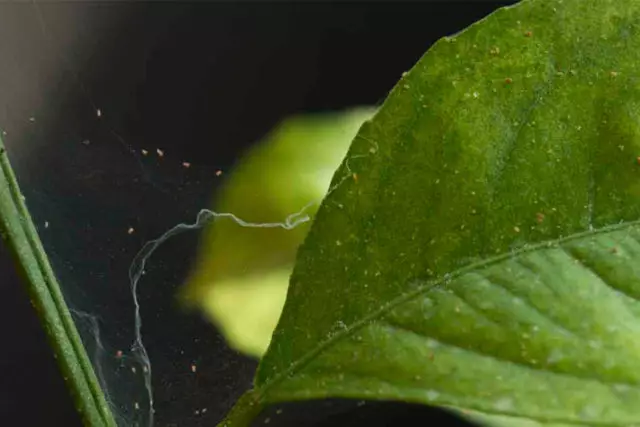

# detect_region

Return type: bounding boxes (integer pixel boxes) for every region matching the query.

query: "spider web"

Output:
[0,3,379,426]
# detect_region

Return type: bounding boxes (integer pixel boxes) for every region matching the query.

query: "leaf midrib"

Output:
[256,219,640,404]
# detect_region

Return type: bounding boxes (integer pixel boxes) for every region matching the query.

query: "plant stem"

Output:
[216,390,264,427]
[0,137,117,427]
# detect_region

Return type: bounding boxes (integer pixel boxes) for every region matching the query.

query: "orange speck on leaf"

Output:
[505,77,513,84]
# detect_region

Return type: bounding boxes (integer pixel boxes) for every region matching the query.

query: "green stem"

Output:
[0,138,117,427]
[216,390,264,427]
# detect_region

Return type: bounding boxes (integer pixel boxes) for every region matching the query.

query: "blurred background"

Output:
[0,2,514,426]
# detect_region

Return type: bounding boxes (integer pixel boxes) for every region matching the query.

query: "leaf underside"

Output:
[222,0,640,425]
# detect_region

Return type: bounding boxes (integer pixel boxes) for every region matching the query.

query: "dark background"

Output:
[0,2,513,426]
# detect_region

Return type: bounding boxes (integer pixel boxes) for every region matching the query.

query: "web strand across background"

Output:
[0,2,508,426]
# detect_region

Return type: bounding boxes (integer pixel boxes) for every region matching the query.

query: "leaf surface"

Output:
[222,0,640,425]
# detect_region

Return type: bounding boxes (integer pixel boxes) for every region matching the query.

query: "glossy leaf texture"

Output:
[222,0,640,425]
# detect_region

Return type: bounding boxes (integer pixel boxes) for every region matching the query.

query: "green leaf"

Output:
[0,139,117,426]
[221,0,640,425]
[180,108,375,357]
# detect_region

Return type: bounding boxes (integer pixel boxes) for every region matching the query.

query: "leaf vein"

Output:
[257,220,640,403]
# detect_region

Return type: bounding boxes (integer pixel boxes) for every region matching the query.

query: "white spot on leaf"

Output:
[425,390,440,401]
[493,397,514,412]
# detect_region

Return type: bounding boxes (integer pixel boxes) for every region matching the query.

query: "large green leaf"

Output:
[221,0,640,425]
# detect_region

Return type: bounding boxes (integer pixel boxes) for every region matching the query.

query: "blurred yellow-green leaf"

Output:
[180,107,376,357]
